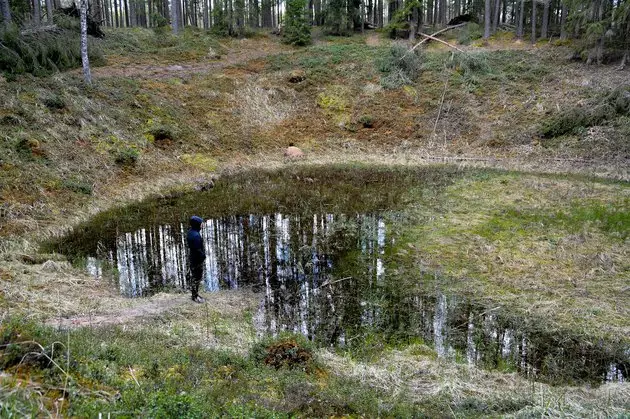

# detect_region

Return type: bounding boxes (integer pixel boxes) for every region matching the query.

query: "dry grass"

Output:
[232,82,297,128]
[319,346,630,416]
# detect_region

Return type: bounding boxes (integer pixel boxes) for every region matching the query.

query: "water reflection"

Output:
[85,212,628,384]
[88,213,387,298]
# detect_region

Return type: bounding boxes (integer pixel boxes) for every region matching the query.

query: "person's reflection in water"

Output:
[187,215,206,303]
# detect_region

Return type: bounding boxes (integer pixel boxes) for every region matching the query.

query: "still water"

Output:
[83,210,628,385]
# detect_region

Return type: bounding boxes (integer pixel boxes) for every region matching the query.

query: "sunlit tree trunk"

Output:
[81,0,92,85]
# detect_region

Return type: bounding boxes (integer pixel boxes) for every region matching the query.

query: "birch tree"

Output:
[81,0,92,85]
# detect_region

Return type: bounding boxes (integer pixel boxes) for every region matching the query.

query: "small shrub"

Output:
[358,114,374,128]
[251,334,315,371]
[283,0,311,46]
[42,95,66,110]
[147,125,178,143]
[446,51,491,86]
[377,44,423,89]
[61,178,93,195]
[114,147,139,166]
[0,23,104,77]
[541,87,630,138]
[456,22,483,45]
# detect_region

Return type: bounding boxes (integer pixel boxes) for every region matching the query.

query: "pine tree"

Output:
[284,0,311,45]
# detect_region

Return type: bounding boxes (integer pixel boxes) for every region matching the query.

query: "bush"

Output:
[541,87,630,138]
[250,334,316,371]
[0,23,104,78]
[114,147,140,166]
[456,22,483,45]
[446,51,491,86]
[283,0,311,46]
[377,44,423,89]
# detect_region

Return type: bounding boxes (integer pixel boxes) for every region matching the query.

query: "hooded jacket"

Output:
[187,216,206,266]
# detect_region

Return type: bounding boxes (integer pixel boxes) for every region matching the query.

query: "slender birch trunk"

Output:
[81,0,92,85]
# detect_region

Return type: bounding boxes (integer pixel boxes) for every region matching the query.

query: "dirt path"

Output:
[89,38,288,80]
[48,294,191,329]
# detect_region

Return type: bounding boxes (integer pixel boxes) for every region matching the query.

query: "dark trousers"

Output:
[190,263,204,299]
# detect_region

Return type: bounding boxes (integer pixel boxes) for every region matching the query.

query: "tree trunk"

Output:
[45,0,53,22]
[113,0,119,27]
[483,0,490,39]
[492,0,500,32]
[129,0,136,26]
[531,0,536,44]
[1,0,12,25]
[172,0,179,32]
[409,4,417,39]
[80,0,92,85]
[203,0,209,27]
[427,0,433,24]
[540,0,548,39]
[559,2,567,39]
[33,0,41,25]
[123,0,130,26]
[516,0,524,39]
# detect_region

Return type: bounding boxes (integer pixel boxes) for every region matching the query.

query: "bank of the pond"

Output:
[37,164,630,385]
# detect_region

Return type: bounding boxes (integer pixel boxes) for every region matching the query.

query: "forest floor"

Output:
[0,27,629,416]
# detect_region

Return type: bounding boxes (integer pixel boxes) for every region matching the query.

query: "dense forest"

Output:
[1,0,628,65]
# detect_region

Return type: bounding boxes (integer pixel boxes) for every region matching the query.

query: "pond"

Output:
[47,165,629,385]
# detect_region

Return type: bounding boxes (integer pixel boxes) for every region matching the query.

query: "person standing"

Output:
[187,215,206,303]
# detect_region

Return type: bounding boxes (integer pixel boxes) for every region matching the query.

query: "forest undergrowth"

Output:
[1,28,629,416]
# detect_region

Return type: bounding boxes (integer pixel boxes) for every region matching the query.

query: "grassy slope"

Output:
[0,28,629,416]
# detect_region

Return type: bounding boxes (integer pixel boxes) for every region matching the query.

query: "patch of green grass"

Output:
[477,199,630,241]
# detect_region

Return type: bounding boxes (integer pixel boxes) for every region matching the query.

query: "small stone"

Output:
[284,146,304,158]
[288,69,306,83]
[207,47,221,59]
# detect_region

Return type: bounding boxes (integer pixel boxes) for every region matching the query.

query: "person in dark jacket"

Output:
[187,215,206,303]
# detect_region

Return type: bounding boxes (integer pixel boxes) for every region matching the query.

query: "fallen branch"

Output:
[402,23,467,59]
[417,32,465,52]
[432,78,450,137]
